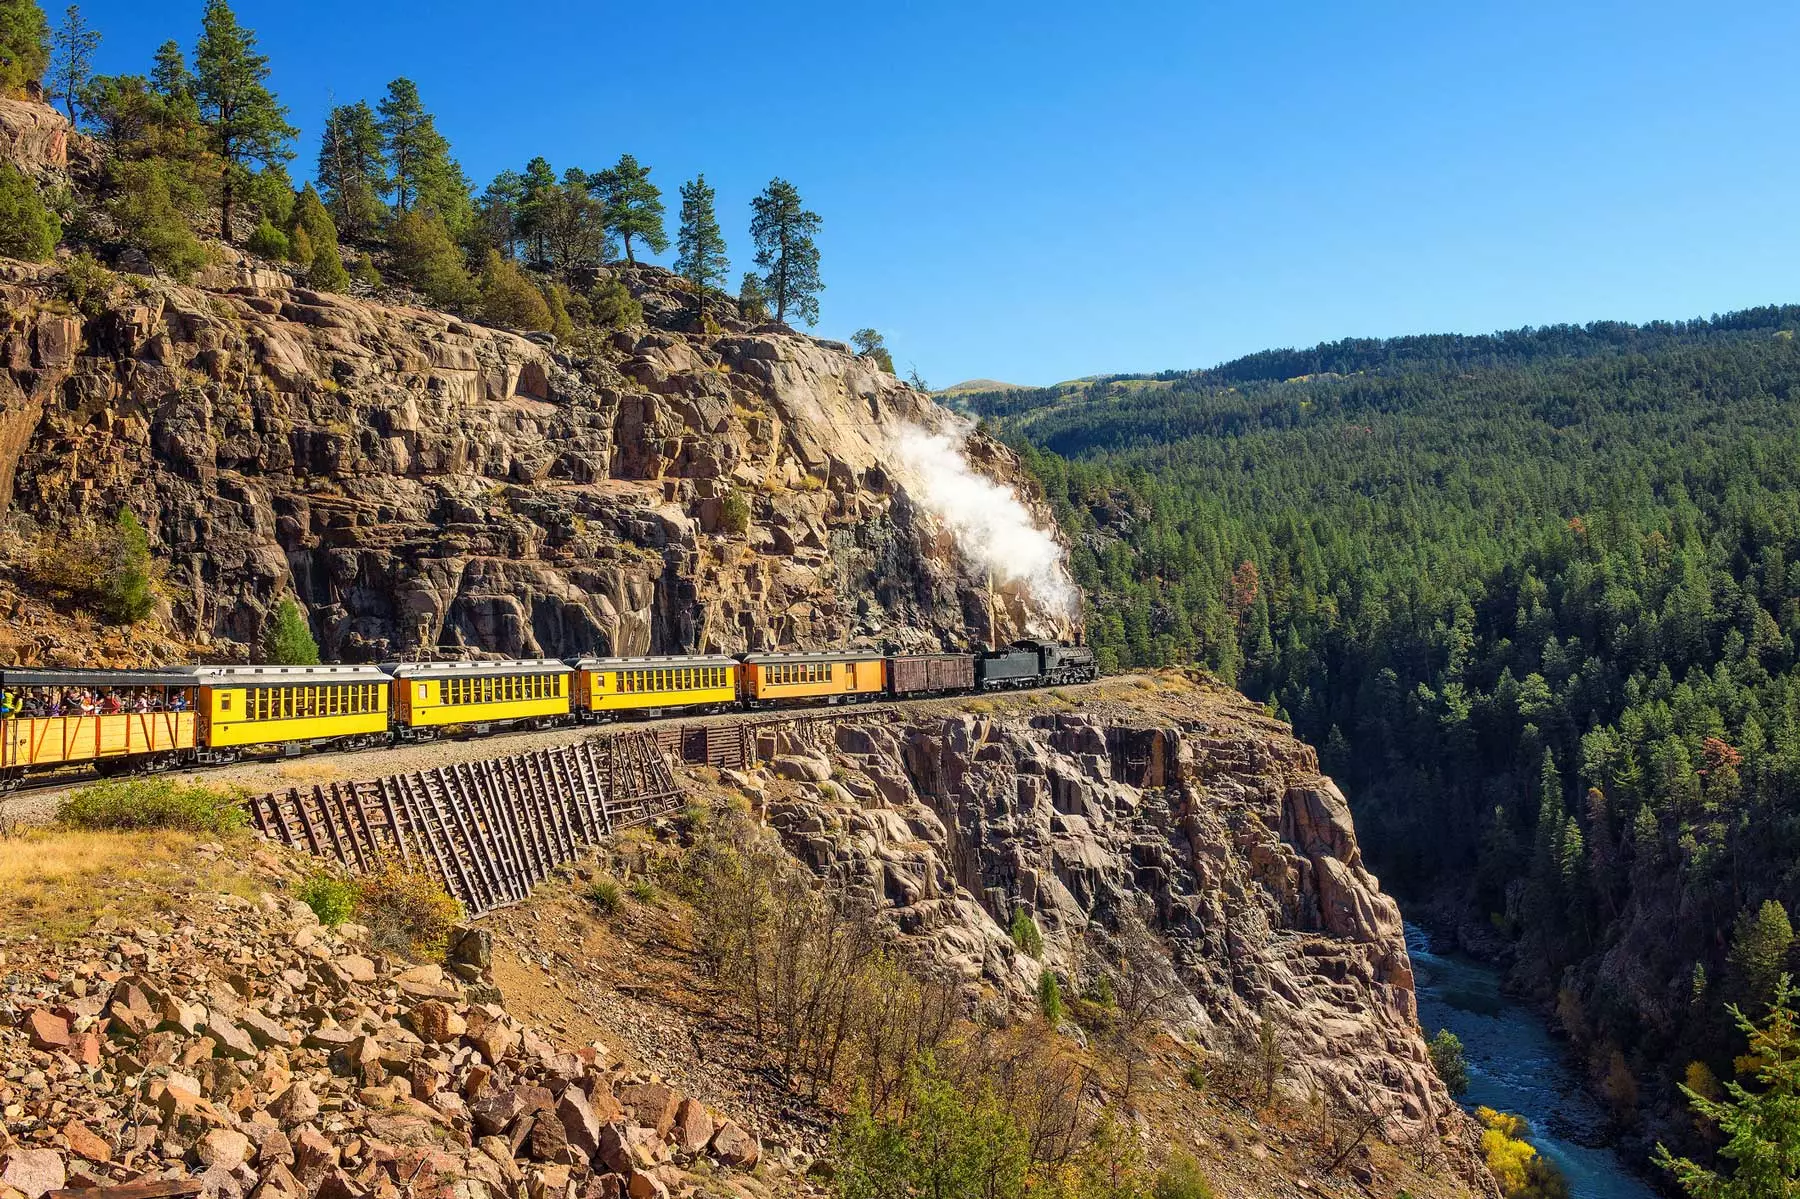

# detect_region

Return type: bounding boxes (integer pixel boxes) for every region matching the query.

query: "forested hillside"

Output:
[970,308,1800,1154]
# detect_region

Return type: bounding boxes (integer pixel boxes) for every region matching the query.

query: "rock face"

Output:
[0,99,70,180]
[0,259,1073,664]
[0,889,775,1199]
[756,679,1449,1133]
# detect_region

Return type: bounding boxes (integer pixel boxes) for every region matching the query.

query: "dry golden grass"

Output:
[0,827,259,941]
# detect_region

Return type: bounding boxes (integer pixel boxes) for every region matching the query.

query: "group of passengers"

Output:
[0,687,190,719]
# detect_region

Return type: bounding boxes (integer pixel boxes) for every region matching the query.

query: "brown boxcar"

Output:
[887,654,976,697]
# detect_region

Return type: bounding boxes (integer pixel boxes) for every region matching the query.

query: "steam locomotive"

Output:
[0,640,1097,788]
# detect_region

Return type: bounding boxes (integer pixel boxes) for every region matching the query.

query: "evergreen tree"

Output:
[376,78,470,233]
[286,182,346,289]
[737,270,768,322]
[748,178,823,326]
[592,153,666,265]
[316,100,385,241]
[150,38,191,99]
[262,596,320,665]
[47,4,96,122]
[102,508,155,624]
[851,328,895,374]
[477,249,552,331]
[475,169,525,259]
[1656,976,1800,1199]
[673,173,728,316]
[192,0,295,241]
[1730,901,1795,1015]
[0,0,49,95]
[0,161,59,259]
[388,207,474,308]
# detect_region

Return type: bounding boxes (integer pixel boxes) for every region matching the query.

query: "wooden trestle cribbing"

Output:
[247,706,889,915]
[246,731,684,916]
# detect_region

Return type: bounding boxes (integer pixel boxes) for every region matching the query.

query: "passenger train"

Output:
[0,641,1097,788]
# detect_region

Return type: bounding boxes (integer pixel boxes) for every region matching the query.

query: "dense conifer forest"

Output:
[967,308,1800,1143]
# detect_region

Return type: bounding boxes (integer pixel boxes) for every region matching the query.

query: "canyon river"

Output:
[1406,924,1659,1199]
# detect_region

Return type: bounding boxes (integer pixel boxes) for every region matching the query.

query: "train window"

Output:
[221,694,232,713]
[828,663,836,682]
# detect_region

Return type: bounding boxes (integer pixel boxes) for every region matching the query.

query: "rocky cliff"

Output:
[0,250,1072,665]
[743,676,1470,1152]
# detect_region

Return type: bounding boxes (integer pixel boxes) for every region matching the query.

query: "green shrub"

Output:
[1429,1028,1471,1097]
[478,249,551,330]
[1037,968,1063,1024]
[587,878,621,914]
[63,252,115,318]
[628,877,658,905]
[719,489,751,536]
[1009,907,1043,957]
[101,508,155,624]
[108,161,211,281]
[589,274,641,328]
[1152,1155,1215,1199]
[354,858,463,960]
[261,596,320,665]
[389,207,475,309]
[1185,1060,1207,1091]
[245,217,290,261]
[58,778,245,833]
[0,161,60,261]
[350,252,381,288]
[307,243,348,292]
[297,870,357,926]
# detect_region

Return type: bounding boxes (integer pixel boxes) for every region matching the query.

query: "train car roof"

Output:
[739,650,886,665]
[0,666,199,688]
[568,655,738,669]
[183,665,394,686]
[380,659,572,678]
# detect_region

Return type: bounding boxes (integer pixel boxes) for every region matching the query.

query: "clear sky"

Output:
[68,0,1800,387]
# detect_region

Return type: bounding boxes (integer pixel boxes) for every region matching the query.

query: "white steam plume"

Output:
[891,423,1079,620]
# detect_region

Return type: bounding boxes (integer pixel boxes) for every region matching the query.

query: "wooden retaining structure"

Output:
[246,707,883,915]
[248,733,683,915]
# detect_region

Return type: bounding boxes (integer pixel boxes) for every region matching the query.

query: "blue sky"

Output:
[70,0,1800,386]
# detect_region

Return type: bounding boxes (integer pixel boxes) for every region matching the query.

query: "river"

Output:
[1406,924,1658,1199]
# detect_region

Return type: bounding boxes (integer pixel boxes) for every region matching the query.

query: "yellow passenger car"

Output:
[0,668,198,784]
[385,659,572,738]
[188,665,392,761]
[570,655,738,719]
[739,652,886,707]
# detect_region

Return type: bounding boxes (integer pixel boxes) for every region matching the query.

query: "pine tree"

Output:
[150,38,191,99]
[850,329,895,374]
[0,0,49,95]
[1729,900,1794,1014]
[47,4,97,122]
[673,174,728,317]
[192,0,295,241]
[737,271,768,323]
[1656,975,1800,1199]
[376,78,469,232]
[516,156,558,266]
[262,596,320,665]
[748,178,823,326]
[593,153,666,265]
[316,100,385,241]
